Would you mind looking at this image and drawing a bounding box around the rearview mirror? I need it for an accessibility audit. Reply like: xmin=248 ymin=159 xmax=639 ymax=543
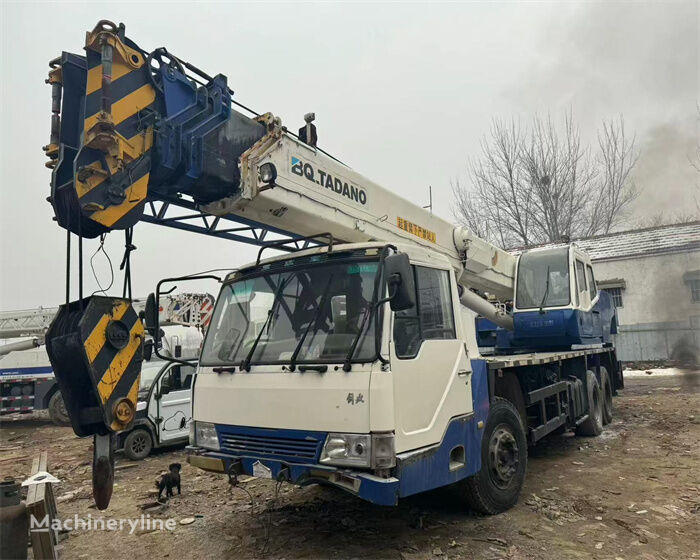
xmin=384 ymin=253 xmax=415 ymax=311
xmin=144 ymin=293 xmax=158 ymax=337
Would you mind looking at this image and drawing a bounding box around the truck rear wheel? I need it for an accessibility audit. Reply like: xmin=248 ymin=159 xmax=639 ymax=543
xmin=124 ymin=429 xmax=153 ymax=460
xmin=577 ymin=370 xmax=603 ymax=436
xmin=48 ymin=392 xmax=70 ymax=426
xmin=600 ymin=366 xmax=613 ymax=425
xmin=456 ymin=397 xmax=527 ymax=514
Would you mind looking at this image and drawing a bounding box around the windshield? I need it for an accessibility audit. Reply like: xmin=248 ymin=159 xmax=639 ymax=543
xmin=200 ymin=259 xmax=380 ymax=366
xmin=516 ymin=247 xmax=571 ymax=309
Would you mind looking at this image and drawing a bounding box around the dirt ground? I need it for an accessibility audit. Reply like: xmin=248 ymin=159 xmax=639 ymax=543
xmin=1 ymin=370 xmax=699 ymax=560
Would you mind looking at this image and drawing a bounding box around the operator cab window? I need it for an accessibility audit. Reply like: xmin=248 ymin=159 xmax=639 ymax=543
xmin=393 ymin=266 xmax=456 ymax=359
xmin=515 ymin=247 xmax=571 ymax=309
xmin=575 ymin=260 xmax=587 ymax=303
xmin=586 ymin=265 xmax=597 ymax=300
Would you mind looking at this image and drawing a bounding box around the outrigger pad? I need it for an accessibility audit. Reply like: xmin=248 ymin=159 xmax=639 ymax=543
xmin=45 ymin=296 xmax=144 ymax=437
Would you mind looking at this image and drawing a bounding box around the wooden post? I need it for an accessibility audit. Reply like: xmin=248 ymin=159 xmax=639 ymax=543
xmin=26 ymin=451 xmax=59 ymax=560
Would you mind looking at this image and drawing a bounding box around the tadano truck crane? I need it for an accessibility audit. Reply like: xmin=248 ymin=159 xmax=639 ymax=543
xmin=43 ymin=20 xmax=620 ymax=513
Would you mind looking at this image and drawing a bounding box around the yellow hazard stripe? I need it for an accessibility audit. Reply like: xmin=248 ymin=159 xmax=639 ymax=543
xmin=84 ymin=83 xmax=156 ymax=131
xmin=89 ymin=172 xmax=150 ymax=228
xmin=75 ymin=129 xmax=153 ymax=199
xmin=97 ymin=319 xmax=144 ymax=404
xmin=126 ymin=375 xmax=140 ymax=409
xmin=84 ymin=301 xmax=131 ymax=363
xmin=86 ymin=63 xmax=135 ymax=96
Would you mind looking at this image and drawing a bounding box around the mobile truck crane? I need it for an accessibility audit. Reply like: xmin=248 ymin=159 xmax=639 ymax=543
xmin=43 ymin=20 xmax=620 ymax=512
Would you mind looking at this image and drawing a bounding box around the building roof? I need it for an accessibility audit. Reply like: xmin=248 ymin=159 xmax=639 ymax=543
xmin=510 ymin=221 xmax=700 ymax=262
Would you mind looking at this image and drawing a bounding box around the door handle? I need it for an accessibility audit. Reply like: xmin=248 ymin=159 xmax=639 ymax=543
xmin=457 ymin=370 xmax=469 ymax=377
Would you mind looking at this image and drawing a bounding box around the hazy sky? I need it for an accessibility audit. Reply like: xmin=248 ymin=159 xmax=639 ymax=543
xmin=1 ymin=1 xmax=697 ymax=310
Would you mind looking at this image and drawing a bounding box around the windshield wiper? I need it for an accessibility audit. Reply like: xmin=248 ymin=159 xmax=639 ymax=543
xmin=289 ymin=274 xmax=334 ymax=371
xmin=539 ymin=265 xmax=551 ymax=314
xmin=241 ymin=277 xmax=288 ymax=372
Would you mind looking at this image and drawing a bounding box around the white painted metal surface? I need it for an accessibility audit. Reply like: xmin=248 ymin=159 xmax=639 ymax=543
xmin=203 ymin=128 xmax=516 ymax=300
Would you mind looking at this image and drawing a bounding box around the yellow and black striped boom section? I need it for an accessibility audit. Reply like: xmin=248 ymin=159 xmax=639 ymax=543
xmin=47 ymin=21 xmax=156 ymax=238
xmin=46 ymin=19 xmax=266 ymax=239
xmin=45 ymin=297 xmax=144 ymax=437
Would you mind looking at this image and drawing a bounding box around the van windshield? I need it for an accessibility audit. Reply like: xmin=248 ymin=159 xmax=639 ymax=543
xmin=516 ymin=247 xmax=571 ymax=309
xmin=200 ymin=259 xmax=380 ymax=366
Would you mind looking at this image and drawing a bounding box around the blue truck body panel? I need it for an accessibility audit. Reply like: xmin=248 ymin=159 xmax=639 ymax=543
xmin=201 ymin=359 xmax=490 ymax=506
xmin=477 ymin=291 xmax=618 ymax=353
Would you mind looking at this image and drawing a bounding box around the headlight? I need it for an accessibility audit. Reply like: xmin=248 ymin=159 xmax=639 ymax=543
xmin=259 ymin=162 xmax=277 ymax=184
xmin=192 ymin=421 xmax=219 ymax=451
xmin=320 ymin=433 xmax=395 ymax=469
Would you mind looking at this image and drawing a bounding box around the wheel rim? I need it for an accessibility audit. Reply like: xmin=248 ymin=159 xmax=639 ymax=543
xmin=131 ymin=434 xmax=148 ymax=454
xmin=488 ymin=424 xmax=519 ymax=489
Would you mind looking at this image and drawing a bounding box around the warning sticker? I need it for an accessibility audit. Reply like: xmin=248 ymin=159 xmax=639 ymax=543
xmin=397 ymin=217 xmax=436 ymax=243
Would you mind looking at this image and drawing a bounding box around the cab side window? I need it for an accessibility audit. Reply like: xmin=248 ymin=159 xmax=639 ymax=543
xmin=586 ymin=265 xmax=597 ymax=300
xmin=575 ymin=260 xmax=587 ymax=301
xmin=162 ymin=365 xmax=195 ymax=392
xmin=393 ymin=266 xmax=456 ymax=359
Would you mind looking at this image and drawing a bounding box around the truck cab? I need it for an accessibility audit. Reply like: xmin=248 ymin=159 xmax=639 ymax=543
xmin=189 ymin=242 xmax=498 ymax=508
xmin=507 ymin=245 xmax=617 ymax=350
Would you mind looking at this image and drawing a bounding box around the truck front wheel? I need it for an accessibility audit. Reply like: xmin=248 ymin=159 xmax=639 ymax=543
xmin=48 ymin=392 xmax=70 ymax=426
xmin=457 ymin=397 xmax=528 ymax=514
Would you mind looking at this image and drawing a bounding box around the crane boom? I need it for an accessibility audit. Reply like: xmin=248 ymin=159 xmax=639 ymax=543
xmin=46 ymin=20 xmax=515 ymax=302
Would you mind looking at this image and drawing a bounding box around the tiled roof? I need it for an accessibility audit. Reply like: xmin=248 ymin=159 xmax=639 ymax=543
xmin=509 ymin=221 xmax=700 ymax=261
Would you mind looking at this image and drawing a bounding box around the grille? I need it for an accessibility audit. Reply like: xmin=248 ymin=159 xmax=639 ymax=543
xmin=219 ymin=431 xmax=322 ymax=462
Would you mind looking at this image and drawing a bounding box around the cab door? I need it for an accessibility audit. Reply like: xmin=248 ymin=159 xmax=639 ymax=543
xmin=153 ymin=364 xmax=194 ymax=444
xmin=390 ymin=265 xmax=472 ymax=453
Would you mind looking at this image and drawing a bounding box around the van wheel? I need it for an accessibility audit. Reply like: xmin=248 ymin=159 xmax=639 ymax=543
xmin=124 ymin=429 xmax=153 ymax=460
xmin=48 ymin=392 xmax=70 ymax=426
xmin=456 ymin=397 xmax=527 ymax=514
xmin=600 ymin=366 xmax=613 ymax=425
xmin=577 ymin=371 xmax=603 ymax=436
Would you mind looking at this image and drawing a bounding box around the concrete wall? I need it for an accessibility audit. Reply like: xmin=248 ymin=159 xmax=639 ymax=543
xmin=592 ymin=250 xmax=700 ymax=362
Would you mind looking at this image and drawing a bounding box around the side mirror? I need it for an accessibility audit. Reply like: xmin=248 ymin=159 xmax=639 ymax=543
xmin=143 ymin=339 xmax=153 ymax=361
xmin=144 ymin=293 xmax=158 ymax=337
xmin=384 ymin=253 xmax=416 ymax=311
xmin=160 ymin=384 xmax=171 ymax=396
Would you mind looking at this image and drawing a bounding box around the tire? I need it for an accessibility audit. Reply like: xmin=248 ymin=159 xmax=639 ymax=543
xmin=123 ymin=428 xmax=153 ymax=460
xmin=456 ymin=397 xmax=528 ymax=514
xmin=48 ymin=391 xmax=70 ymax=426
xmin=577 ymin=370 xmax=603 ymax=436
xmin=600 ymin=366 xmax=613 ymax=425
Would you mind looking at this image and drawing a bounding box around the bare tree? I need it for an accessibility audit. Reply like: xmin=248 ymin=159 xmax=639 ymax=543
xmin=453 ymin=112 xmax=639 ymax=247
xmin=589 ymin=117 xmax=639 ymax=235
xmin=453 ymin=119 xmax=533 ymax=247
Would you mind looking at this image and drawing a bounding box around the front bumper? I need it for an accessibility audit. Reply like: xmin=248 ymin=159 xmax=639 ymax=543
xmin=187 ymin=446 xmax=400 ymax=506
